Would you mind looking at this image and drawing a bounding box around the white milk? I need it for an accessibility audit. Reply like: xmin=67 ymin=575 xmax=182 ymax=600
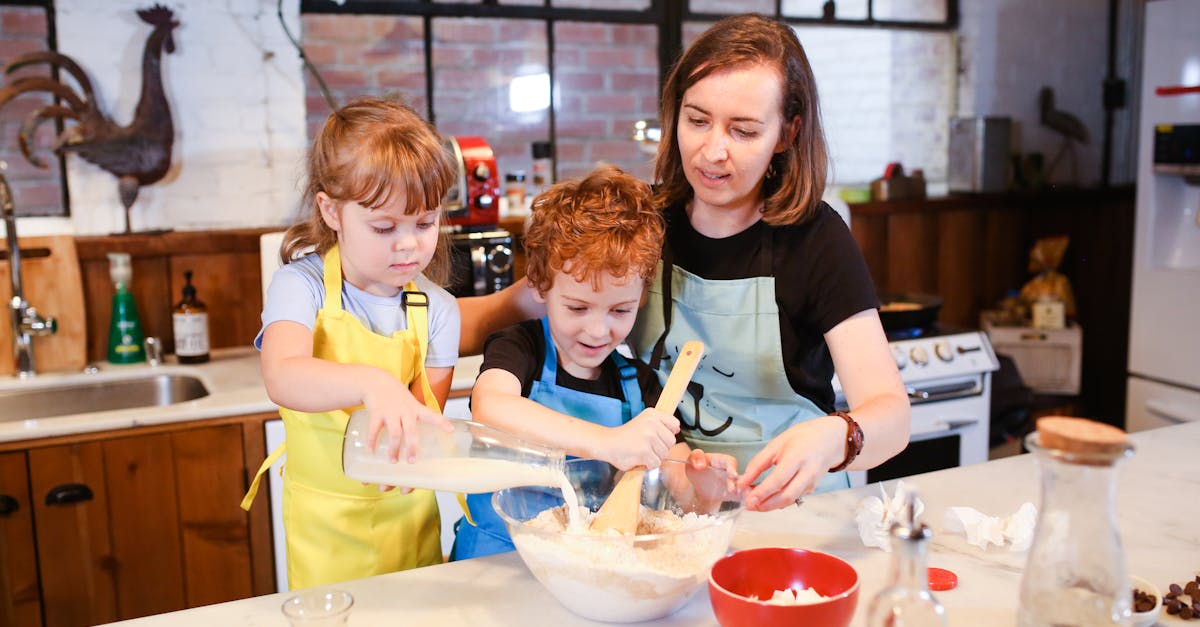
xmin=345 ymin=457 xmax=564 ymax=493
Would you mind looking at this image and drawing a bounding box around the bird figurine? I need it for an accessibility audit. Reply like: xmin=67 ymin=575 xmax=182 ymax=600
xmin=1038 ymin=86 xmax=1089 ymax=184
xmin=0 ymin=5 xmax=179 ymax=234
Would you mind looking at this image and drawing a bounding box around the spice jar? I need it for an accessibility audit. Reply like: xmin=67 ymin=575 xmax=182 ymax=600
xmin=1018 ymin=417 xmax=1135 ymax=626
xmin=531 ymin=141 xmax=553 ymax=194
xmin=505 ymin=171 xmax=527 ymax=213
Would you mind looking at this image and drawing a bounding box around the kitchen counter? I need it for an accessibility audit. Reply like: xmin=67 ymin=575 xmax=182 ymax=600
xmin=101 ymin=420 xmax=1200 ymax=626
xmin=0 ymin=349 xmax=484 ymax=445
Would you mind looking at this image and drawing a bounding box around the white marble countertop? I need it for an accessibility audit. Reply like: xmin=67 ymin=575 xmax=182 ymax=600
xmin=100 ymin=420 xmax=1200 ymax=626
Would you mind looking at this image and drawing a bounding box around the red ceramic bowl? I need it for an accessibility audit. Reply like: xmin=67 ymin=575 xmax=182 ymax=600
xmin=708 ymin=547 xmax=859 ymax=627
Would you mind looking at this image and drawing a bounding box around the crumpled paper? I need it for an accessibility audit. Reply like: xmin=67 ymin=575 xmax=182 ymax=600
xmin=943 ymin=502 xmax=1038 ymax=551
xmin=854 ymin=480 xmax=924 ymax=552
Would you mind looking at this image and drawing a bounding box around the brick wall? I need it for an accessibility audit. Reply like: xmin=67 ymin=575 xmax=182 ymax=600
xmin=299 ymin=15 xmax=659 ymax=188
xmin=0 ymin=6 xmax=62 ymax=218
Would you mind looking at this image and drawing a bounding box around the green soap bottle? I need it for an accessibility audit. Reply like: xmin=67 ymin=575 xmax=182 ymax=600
xmin=107 ymin=252 xmax=146 ymax=364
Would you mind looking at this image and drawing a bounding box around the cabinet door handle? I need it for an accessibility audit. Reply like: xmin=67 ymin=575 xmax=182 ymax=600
xmin=0 ymin=494 xmax=18 ymax=516
xmin=45 ymin=483 xmax=94 ymax=506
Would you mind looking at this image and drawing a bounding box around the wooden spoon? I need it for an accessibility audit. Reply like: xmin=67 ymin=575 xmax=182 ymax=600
xmin=590 ymin=340 xmax=705 ymax=534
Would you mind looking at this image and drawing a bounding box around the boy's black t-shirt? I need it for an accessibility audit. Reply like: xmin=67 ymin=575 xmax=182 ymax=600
xmin=479 ymin=319 xmax=664 ymax=409
xmin=660 ymin=201 xmax=879 ymax=412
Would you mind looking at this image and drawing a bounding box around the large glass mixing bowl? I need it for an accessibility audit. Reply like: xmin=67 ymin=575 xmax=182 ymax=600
xmin=494 ymin=458 xmax=745 ymax=623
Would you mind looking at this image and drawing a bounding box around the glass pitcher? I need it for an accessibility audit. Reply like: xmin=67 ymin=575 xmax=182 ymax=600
xmin=1017 ymin=420 xmax=1135 ymax=626
xmin=342 ymin=410 xmax=567 ymax=493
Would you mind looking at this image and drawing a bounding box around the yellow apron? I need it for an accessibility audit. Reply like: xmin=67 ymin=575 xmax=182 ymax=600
xmin=241 ymin=245 xmax=443 ymax=589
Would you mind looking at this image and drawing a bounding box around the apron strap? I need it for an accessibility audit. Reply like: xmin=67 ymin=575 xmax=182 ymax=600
xmin=611 ymin=351 xmax=645 ymax=419
xmin=538 ymin=316 xmax=559 ymax=383
xmin=322 ymin=245 xmax=343 ymax=311
xmin=403 ymin=290 xmax=441 ymax=413
xmin=240 ymin=441 xmax=286 ymax=511
xmin=649 ymin=240 xmax=674 ymax=371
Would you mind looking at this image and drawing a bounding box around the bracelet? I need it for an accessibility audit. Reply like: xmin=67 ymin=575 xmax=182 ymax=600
xmin=827 ymin=410 xmax=864 ymax=472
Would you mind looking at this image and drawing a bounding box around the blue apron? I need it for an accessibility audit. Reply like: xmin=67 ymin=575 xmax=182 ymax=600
xmin=451 ymin=318 xmax=647 ymax=560
xmin=625 ymin=225 xmax=849 ymax=493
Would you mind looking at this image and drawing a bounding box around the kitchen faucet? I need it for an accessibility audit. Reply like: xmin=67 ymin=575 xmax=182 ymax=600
xmin=2 ymin=170 xmax=57 ymax=377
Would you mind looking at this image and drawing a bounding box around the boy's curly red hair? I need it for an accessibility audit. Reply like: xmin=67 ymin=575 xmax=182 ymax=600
xmin=524 ymin=165 xmax=663 ymax=295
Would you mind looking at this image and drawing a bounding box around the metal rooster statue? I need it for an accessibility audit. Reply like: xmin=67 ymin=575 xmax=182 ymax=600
xmin=0 ymin=5 xmax=179 ymax=234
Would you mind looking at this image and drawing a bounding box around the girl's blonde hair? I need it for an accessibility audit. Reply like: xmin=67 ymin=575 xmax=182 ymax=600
xmin=524 ymin=165 xmax=663 ymax=295
xmin=655 ymin=14 xmax=829 ymax=226
xmin=282 ymin=97 xmax=456 ymax=285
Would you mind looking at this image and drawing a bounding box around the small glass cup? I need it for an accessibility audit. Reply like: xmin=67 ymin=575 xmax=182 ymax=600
xmin=281 ymin=589 xmax=353 ymax=626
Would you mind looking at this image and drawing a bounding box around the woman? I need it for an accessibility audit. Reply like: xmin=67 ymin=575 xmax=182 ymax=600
xmin=460 ymin=14 xmax=908 ymax=511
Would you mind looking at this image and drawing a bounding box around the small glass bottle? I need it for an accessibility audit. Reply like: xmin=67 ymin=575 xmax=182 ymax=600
xmin=1018 ymin=416 xmax=1134 ymax=626
xmin=172 ymin=270 xmax=210 ymax=363
xmin=865 ymin=487 xmax=948 ymax=627
xmin=531 ymin=141 xmax=553 ymax=194
xmin=505 ymin=171 xmax=527 ymax=213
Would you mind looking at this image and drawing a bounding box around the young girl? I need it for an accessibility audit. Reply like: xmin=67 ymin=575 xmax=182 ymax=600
xmin=242 ymin=97 xmax=461 ymax=588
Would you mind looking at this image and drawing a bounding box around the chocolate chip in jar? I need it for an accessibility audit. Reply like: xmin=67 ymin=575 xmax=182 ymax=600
xmin=1132 ymin=588 xmax=1157 ymax=613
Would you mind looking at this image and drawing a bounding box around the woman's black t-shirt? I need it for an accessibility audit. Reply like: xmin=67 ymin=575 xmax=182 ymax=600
xmin=660 ymin=201 xmax=879 ymax=412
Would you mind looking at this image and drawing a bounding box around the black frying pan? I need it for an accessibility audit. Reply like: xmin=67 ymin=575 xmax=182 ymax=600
xmin=877 ymin=292 xmax=943 ymax=332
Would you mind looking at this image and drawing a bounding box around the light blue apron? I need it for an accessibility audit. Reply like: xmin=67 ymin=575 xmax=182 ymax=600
xmin=625 ymin=225 xmax=849 ymax=492
xmin=451 ymin=318 xmax=647 ymax=559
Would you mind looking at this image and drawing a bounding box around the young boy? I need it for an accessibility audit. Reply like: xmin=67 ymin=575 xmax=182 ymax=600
xmin=452 ymin=165 xmax=729 ymax=560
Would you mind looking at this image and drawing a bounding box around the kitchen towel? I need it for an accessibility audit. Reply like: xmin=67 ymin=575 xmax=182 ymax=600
xmin=943 ymin=502 xmax=1037 ymax=551
xmin=854 ymin=480 xmax=924 ymax=552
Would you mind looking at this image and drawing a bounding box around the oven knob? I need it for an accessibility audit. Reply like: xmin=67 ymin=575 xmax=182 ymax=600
xmin=472 ymin=163 xmax=491 ymax=181
xmin=487 ymin=244 xmax=512 ymax=274
xmin=893 ymin=347 xmax=908 ymax=370
xmin=910 ymin=346 xmax=929 ymax=366
xmin=476 ymin=193 xmax=495 ymax=209
xmin=935 ymin=340 xmax=954 ymax=362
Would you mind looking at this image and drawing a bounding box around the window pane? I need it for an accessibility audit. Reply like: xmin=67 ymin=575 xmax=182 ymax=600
xmin=553 ymin=21 xmax=658 ymax=183
xmin=554 ymin=0 xmax=651 ymax=9
xmin=782 ymin=0 xmax=868 ymax=20
xmin=689 ymin=0 xmax=774 ymax=15
xmin=794 ymin=25 xmax=954 ymax=185
xmin=432 ymin=18 xmax=550 ymax=188
xmin=0 ymin=6 xmax=63 ymax=217
xmin=300 ymin=15 xmax=427 ymax=140
xmin=874 ymin=0 xmax=947 ymax=22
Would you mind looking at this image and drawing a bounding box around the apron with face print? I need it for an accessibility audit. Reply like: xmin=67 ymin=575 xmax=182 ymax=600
xmin=626 ymin=228 xmax=849 ymax=492
xmin=240 ymin=245 xmax=444 ymax=589
xmin=451 ymin=317 xmax=646 ymax=560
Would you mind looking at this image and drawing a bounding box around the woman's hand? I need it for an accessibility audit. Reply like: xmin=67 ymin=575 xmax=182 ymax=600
xmin=598 ymin=408 xmax=680 ymax=470
xmin=737 ymin=415 xmax=845 ymax=511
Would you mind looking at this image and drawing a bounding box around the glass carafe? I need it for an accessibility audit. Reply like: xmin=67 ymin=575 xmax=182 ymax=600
xmin=865 ymin=487 xmax=948 ymax=627
xmin=342 ymin=410 xmax=566 ymax=493
xmin=1017 ymin=423 xmax=1135 ymax=626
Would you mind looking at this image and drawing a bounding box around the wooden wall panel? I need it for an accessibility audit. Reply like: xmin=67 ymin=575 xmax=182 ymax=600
xmin=885 ymin=211 xmax=939 ymax=294
xmin=850 ymin=213 xmax=889 ymax=290
xmin=935 ymin=208 xmax=986 ymax=327
xmin=169 ymin=252 xmax=265 ymax=350
xmin=981 ymin=207 xmax=1028 ymax=312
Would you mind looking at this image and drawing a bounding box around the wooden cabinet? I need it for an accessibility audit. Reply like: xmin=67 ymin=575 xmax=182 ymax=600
xmin=0 ymin=413 xmax=277 ymax=627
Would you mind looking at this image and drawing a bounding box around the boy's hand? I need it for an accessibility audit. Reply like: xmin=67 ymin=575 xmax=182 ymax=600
xmin=601 ymin=408 xmax=679 ymax=470
xmin=361 ymin=369 xmax=453 ymax=464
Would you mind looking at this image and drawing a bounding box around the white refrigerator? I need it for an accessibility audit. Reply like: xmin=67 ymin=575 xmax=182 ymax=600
xmin=1126 ymin=0 xmax=1200 ymax=431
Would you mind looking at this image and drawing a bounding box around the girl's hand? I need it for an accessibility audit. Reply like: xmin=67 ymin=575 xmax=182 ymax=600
xmin=361 ymin=369 xmax=453 ymax=464
xmin=737 ymin=416 xmax=845 ymax=511
xmin=600 ymin=408 xmax=679 ymax=470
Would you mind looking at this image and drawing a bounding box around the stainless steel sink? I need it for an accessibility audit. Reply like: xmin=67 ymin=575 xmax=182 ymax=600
xmin=0 ymin=374 xmax=210 ymax=422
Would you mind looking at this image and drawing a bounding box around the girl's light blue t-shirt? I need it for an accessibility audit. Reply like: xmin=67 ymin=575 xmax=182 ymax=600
xmin=255 ymin=253 xmax=460 ymax=369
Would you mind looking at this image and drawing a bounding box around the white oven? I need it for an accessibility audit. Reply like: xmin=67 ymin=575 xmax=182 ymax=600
xmin=836 ymin=329 xmax=999 ymax=487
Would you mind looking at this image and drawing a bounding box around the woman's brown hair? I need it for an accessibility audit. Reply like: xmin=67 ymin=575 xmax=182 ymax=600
xmin=524 ymin=165 xmax=663 ymax=295
xmin=281 ymin=97 xmax=456 ymax=285
xmin=654 ymin=13 xmax=829 ymax=226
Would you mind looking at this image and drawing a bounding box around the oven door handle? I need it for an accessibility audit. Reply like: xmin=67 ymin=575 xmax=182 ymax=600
xmin=906 ymin=380 xmax=983 ymax=403
xmin=911 ymin=418 xmax=982 ymax=438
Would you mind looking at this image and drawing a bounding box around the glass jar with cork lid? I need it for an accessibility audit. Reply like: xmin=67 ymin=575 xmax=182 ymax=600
xmin=1018 ymin=417 xmax=1135 ymax=626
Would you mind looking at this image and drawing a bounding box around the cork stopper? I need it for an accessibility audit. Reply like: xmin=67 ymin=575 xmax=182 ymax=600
xmin=1036 ymin=416 xmax=1129 ymax=456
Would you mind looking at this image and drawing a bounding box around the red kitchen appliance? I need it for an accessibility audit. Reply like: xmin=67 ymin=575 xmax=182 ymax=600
xmin=443 ymin=136 xmax=500 ymax=227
